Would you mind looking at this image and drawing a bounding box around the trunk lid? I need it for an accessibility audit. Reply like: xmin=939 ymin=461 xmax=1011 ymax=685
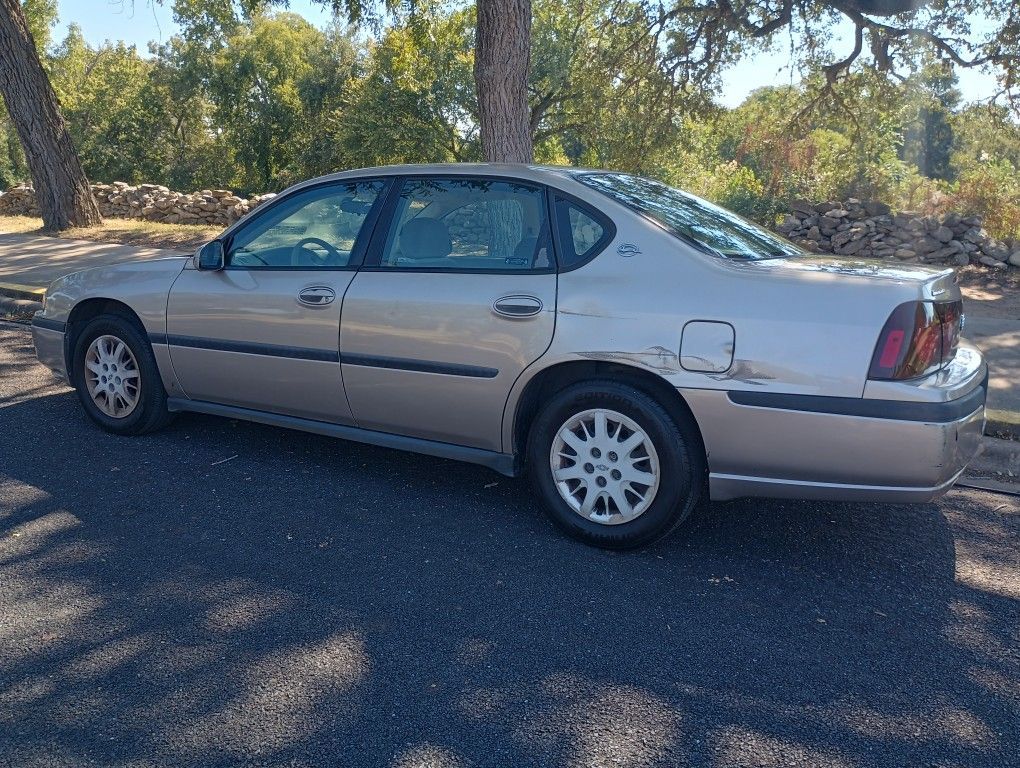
xmin=753 ymin=255 xmax=960 ymax=301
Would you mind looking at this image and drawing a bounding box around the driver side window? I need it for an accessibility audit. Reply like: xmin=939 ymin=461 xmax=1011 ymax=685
xmin=227 ymin=180 xmax=385 ymax=269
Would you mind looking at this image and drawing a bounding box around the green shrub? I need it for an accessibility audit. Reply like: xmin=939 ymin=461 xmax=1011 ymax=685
xmin=951 ymin=161 xmax=1020 ymax=240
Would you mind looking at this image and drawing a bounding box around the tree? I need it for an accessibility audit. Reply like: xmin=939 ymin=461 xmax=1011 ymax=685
xmin=474 ymin=0 xmax=532 ymax=162
xmin=529 ymin=0 xmax=717 ymax=171
xmin=223 ymin=1 xmax=1020 ymax=165
xmin=483 ymin=0 xmax=1020 ymax=163
xmin=210 ymin=13 xmax=328 ymax=190
xmin=900 ymin=61 xmax=959 ymax=180
xmin=0 ymin=0 xmax=100 ymax=228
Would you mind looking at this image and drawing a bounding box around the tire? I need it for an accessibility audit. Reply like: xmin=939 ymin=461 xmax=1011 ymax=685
xmin=527 ymin=380 xmax=704 ymax=549
xmin=71 ymin=313 xmax=173 ymax=435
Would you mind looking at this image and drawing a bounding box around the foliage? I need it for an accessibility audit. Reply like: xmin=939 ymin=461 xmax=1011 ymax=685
xmin=952 ymin=161 xmax=1020 ymax=240
xmin=900 ymin=60 xmax=960 ymax=181
xmin=21 ymin=0 xmax=56 ymax=49
xmin=49 ymin=26 xmax=153 ymax=184
xmin=322 ymin=3 xmax=478 ymax=169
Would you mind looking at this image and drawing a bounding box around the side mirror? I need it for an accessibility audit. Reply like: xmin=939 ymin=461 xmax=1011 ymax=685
xmin=197 ymin=240 xmax=225 ymax=271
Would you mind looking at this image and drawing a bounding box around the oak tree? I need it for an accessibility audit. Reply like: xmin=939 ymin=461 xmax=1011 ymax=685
xmin=0 ymin=0 xmax=100 ymax=229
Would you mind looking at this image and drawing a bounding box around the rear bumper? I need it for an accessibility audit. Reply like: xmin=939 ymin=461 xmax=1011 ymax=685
xmin=31 ymin=315 xmax=68 ymax=383
xmin=684 ymin=344 xmax=988 ymax=503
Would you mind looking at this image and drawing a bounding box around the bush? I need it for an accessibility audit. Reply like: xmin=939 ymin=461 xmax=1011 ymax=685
xmin=950 ymin=161 xmax=1020 ymax=240
xmin=666 ymin=160 xmax=772 ymax=221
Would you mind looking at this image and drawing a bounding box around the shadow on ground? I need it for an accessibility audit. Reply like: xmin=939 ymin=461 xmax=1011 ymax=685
xmin=1 ymin=384 xmax=1017 ymax=766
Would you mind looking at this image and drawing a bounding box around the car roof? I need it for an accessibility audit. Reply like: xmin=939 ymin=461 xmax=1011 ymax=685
xmin=299 ymin=163 xmax=604 ymax=186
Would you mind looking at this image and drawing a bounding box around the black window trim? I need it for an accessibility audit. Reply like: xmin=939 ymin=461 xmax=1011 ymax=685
xmin=361 ymin=173 xmax=558 ymax=275
xmin=220 ymin=176 xmax=393 ymax=272
xmin=549 ymin=190 xmax=617 ymax=273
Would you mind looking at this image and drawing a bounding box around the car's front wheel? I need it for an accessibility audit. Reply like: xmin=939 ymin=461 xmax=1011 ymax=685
xmin=71 ymin=313 xmax=173 ymax=435
xmin=528 ymin=380 xmax=704 ymax=549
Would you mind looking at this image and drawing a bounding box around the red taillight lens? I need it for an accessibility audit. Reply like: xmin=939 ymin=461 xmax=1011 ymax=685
xmin=877 ymin=330 xmax=905 ymax=368
xmin=868 ymin=300 xmax=962 ymax=381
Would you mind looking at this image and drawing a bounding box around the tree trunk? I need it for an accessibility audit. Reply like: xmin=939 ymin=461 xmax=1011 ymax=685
xmin=474 ymin=0 xmax=533 ymax=163
xmin=0 ymin=0 xmax=100 ymax=230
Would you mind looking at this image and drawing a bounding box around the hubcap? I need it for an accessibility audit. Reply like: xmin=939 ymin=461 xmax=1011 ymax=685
xmin=549 ymin=408 xmax=660 ymax=525
xmin=84 ymin=335 xmax=140 ymax=418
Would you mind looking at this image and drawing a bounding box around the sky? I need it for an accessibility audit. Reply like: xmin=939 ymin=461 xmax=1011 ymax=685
xmin=52 ymin=0 xmax=1005 ymax=108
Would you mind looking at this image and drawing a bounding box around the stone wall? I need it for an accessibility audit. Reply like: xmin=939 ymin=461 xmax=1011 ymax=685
xmin=776 ymin=198 xmax=1020 ymax=269
xmin=0 ymin=182 xmax=277 ymax=227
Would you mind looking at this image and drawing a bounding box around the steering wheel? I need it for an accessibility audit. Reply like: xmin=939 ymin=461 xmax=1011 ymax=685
xmin=290 ymin=237 xmax=344 ymax=267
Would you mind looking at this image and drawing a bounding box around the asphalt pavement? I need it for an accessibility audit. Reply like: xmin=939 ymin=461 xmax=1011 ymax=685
xmin=1 ymin=322 xmax=1018 ymax=767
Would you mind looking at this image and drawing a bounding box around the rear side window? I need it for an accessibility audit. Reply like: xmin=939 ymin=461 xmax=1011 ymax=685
xmin=553 ymin=196 xmax=613 ymax=270
xmin=578 ymin=172 xmax=801 ymax=260
xmin=377 ymin=177 xmax=552 ymax=271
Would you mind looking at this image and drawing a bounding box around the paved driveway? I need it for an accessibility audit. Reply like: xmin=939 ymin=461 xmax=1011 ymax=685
xmin=0 ymin=233 xmax=181 ymax=288
xmin=1 ymin=323 xmax=1017 ymax=767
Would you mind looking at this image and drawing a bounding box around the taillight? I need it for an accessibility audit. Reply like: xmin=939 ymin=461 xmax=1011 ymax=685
xmin=937 ymin=300 xmax=963 ymax=362
xmin=868 ymin=300 xmax=963 ymax=381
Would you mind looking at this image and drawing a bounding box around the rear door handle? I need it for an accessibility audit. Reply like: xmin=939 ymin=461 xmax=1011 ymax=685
xmin=493 ymin=295 xmax=543 ymax=318
xmin=298 ymin=286 xmax=336 ymax=307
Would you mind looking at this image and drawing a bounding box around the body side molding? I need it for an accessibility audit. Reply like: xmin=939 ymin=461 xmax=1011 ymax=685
xmin=153 ymin=333 xmax=339 ymax=362
xmin=341 ymin=352 xmax=499 ymax=379
xmin=152 ymin=334 xmax=499 ymax=377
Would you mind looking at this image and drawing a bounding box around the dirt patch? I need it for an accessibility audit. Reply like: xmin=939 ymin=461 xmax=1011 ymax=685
xmin=0 ymin=215 xmax=220 ymax=252
xmin=958 ymin=265 xmax=1020 ymax=321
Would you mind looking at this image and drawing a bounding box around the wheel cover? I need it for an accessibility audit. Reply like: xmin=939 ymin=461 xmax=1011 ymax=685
xmin=549 ymin=408 xmax=661 ymax=526
xmin=84 ymin=334 xmax=141 ymax=419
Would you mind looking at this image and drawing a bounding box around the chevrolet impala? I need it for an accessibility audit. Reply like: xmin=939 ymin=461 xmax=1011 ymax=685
xmin=31 ymin=164 xmax=987 ymax=547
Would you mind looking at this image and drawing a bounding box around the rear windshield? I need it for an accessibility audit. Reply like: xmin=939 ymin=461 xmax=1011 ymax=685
xmin=577 ymin=172 xmax=802 ymax=260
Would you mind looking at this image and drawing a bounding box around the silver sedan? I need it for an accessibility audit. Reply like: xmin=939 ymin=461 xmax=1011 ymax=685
xmin=31 ymin=164 xmax=987 ymax=548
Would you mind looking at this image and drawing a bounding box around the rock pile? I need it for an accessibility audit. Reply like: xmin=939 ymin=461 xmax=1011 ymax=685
xmin=0 ymin=184 xmax=38 ymax=216
xmin=0 ymin=182 xmax=277 ymax=227
xmin=777 ymin=198 xmax=1020 ymax=269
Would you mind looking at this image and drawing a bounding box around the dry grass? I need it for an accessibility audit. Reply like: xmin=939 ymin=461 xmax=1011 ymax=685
xmin=0 ymin=215 xmax=221 ymax=251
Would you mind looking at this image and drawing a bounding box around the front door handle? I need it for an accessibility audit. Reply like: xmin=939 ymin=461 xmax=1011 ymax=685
xmin=298 ymin=286 xmax=336 ymax=307
xmin=493 ymin=295 xmax=543 ymax=318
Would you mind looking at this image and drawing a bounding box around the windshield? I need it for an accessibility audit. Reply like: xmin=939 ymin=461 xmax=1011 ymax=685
xmin=578 ymin=172 xmax=802 ymax=260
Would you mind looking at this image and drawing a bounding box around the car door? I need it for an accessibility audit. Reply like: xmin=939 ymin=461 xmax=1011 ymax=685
xmin=166 ymin=179 xmax=388 ymax=423
xmin=339 ymin=175 xmax=557 ymax=452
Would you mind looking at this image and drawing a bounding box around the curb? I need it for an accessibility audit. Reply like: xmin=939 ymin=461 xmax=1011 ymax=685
xmin=0 ymin=280 xmax=45 ymax=301
xmin=0 ymin=281 xmax=44 ymax=322
xmin=974 ymin=434 xmax=1020 ymax=470
xmin=985 ymin=408 xmax=1020 ymax=442
xmin=964 ymin=435 xmax=1019 ymax=491
xmin=0 ymin=295 xmax=41 ymax=322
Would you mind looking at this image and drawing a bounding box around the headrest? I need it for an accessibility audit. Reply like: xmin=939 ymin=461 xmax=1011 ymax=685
xmin=513 ymin=236 xmax=539 ymax=264
xmin=400 ymin=217 xmax=452 ymax=260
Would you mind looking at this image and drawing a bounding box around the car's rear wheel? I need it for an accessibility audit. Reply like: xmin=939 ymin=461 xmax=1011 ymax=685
xmin=528 ymin=380 xmax=704 ymax=549
xmin=71 ymin=314 xmax=173 ymax=435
